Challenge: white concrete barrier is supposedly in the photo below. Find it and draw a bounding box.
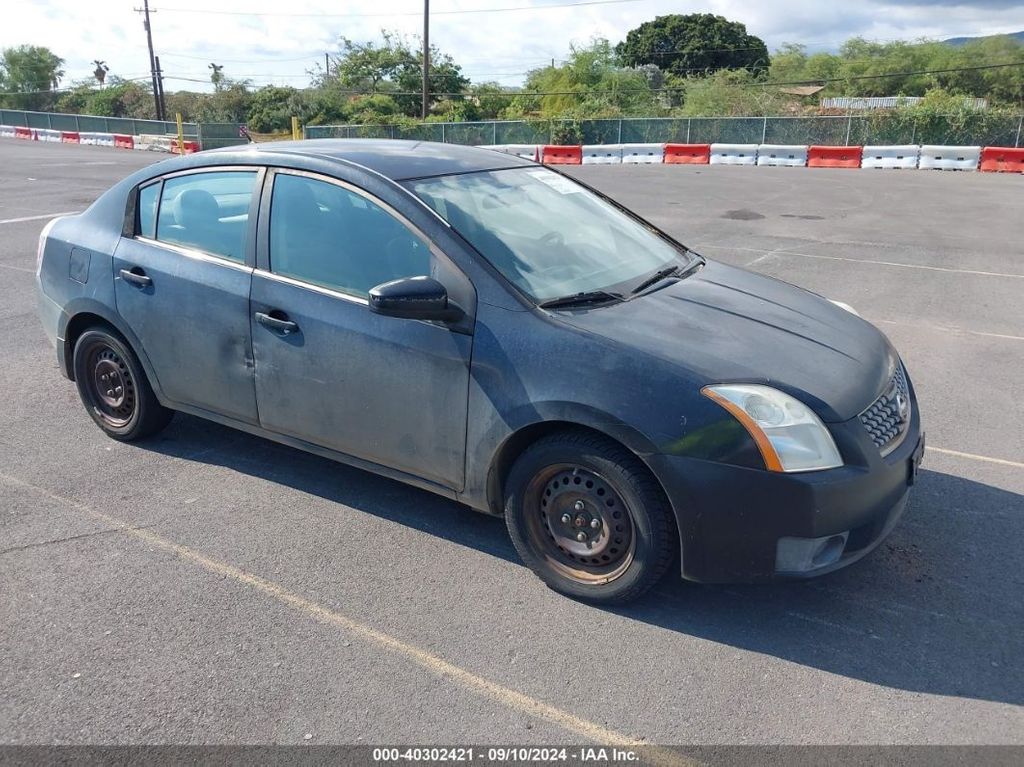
[486,144,538,161]
[756,144,808,167]
[136,134,175,152]
[582,144,623,164]
[710,143,758,166]
[94,133,115,147]
[0,125,15,139]
[918,145,980,171]
[621,143,664,164]
[36,128,62,142]
[861,145,920,169]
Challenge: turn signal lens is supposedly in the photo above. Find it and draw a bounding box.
[703,384,843,473]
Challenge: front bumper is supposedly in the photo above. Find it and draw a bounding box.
[649,401,924,583]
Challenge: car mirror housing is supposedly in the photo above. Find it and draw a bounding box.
[368,276,461,322]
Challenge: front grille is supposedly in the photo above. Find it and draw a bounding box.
[859,365,911,455]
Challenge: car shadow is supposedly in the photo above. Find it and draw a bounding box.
[142,413,1023,708]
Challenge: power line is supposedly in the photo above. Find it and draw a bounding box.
[154,0,648,18]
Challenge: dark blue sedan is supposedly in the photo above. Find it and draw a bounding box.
[36,140,924,603]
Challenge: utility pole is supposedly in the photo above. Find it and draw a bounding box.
[154,55,167,123]
[324,53,330,78]
[422,0,430,119]
[135,0,163,120]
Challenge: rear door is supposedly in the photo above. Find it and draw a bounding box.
[112,167,263,423]
[249,169,475,489]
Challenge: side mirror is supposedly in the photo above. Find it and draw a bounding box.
[368,276,461,322]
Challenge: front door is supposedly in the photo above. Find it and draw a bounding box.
[112,168,261,423]
[250,170,474,489]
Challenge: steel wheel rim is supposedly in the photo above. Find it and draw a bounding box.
[524,464,636,585]
[84,343,136,427]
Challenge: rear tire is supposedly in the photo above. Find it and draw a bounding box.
[72,327,173,441]
[504,430,675,604]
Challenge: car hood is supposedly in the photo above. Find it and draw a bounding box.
[555,260,897,422]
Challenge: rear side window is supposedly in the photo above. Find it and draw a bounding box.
[138,182,159,239]
[268,172,431,296]
[155,171,257,262]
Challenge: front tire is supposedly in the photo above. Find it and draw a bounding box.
[504,430,675,604]
[72,327,173,441]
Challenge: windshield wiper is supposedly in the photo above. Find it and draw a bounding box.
[538,290,625,310]
[630,257,705,295]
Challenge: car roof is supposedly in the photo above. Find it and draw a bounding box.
[204,139,537,181]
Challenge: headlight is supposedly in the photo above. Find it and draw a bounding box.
[702,384,843,472]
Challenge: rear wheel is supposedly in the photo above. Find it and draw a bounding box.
[504,431,675,603]
[72,327,173,441]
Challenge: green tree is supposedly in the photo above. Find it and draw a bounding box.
[0,45,65,110]
[322,31,469,117]
[331,32,413,93]
[616,14,769,77]
[507,39,662,120]
[394,44,470,116]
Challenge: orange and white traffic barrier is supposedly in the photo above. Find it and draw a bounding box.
[918,145,981,171]
[808,145,862,168]
[756,145,808,167]
[979,146,1024,173]
[542,144,583,165]
[663,143,710,164]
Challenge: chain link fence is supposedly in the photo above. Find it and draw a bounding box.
[307,114,1024,147]
[0,108,195,137]
[4,109,1022,150]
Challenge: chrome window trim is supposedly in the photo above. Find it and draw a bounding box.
[253,268,368,306]
[133,235,253,272]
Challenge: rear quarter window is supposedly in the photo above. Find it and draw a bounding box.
[138,182,159,239]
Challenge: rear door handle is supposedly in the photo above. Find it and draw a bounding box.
[119,267,152,288]
[255,311,299,334]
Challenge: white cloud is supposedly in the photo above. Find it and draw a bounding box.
[2,0,1022,92]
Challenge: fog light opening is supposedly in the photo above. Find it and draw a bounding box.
[812,535,847,568]
[775,531,850,574]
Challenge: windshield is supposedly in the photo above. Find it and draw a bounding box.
[408,168,696,302]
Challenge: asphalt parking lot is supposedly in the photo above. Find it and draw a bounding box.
[1,140,1021,747]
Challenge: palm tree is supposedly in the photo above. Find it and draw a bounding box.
[209,62,225,91]
[93,59,109,86]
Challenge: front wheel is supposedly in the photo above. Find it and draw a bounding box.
[72,327,173,441]
[504,431,676,604]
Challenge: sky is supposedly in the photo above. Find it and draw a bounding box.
[3,0,1024,92]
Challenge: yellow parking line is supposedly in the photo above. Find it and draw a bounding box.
[0,471,691,766]
[928,447,1024,470]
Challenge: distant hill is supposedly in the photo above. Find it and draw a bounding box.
[944,31,1024,45]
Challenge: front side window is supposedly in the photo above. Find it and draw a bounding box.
[268,172,431,297]
[155,170,257,262]
[409,168,698,302]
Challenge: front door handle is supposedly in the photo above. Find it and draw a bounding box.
[119,267,152,288]
[255,311,299,335]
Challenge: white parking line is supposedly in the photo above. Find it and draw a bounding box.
[928,447,1024,470]
[874,319,1024,343]
[696,243,1024,280]
[0,262,33,274]
[0,211,79,225]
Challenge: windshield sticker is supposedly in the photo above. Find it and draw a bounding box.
[526,169,582,194]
